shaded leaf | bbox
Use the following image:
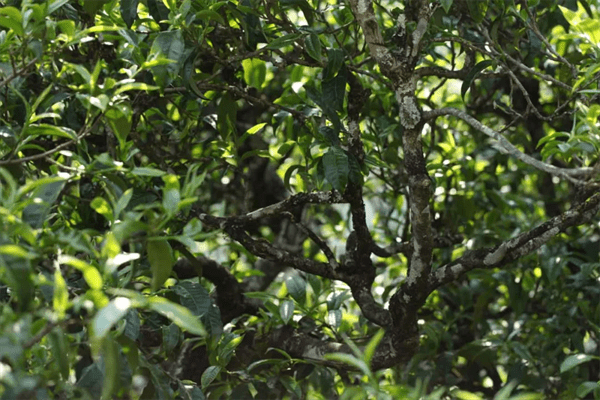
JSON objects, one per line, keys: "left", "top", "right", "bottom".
{"left": 266, "top": 32, "right": 304, "bottom": 49}
{"left": 201, "top": 366, "right": 221, "bottom": 389}
{"left": 461, "top": 60, "right": 493, "bottom": 100}
{"left": 323, "top": 48, "right": 344, "bottom": 80}
{"left": 174, "top": 281, "right": 211, "bottom": 317}
{"left": 440, "top": 0, "right": 453, "bottom": 13}
{"left": 305, "top": 32, "right": 322, "bottom": 62}
{"left": 322, "top": 147, "right": 349, "bottom": 191}
{"left": 120, "top": 0, "right": 139, "bottom": 28}
{"left": 322, "top": 65, "right": 347, "bottom": 112}
{"left": 285, "top": 273, "right": 306, "bottom": 306}
{"left": 22, "top": 179, "right": 66, "bottom": 229}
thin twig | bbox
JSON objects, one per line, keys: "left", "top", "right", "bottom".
{"left": 0, "top": 57, "right": 39, "bottom": 89}
{"left": 0, "top": 114, "right": 103, "bottom": 166}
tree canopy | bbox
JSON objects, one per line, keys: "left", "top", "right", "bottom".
{"left": 0, "top": 0, "right": 599, "bottom": 399}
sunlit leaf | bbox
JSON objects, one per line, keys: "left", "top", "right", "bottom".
{"left": 147, "top": 297, "right": 206, "bottom": 336}
{"left": 560, "top": 354, "right": 599, "bottom": 373}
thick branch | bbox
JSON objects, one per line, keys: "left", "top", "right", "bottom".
{"left": 173, "top": 255, "right": 256, "bottom": 323}
{"left": 373, "top": 234, "right": 463, "bottom": 257}
{"left": 350, "top": 285, "right": 392, "bottom": 326}
{"left": 429, "top": 190, "right": 600, "bottom": 289}
{"left": 223, "top": 226, "right": 340, "bottom": 279}
{"left": 197, "top": 191, "right": 346, "bottom": 230}
{"left": 347, "top": 0, "right": 399, "bottom": 79}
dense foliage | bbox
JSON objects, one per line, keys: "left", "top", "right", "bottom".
{"left": 0, "top": 0, "right": 599, "bottom": 399}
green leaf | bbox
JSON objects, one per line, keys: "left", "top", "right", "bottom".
{"left": 217, "top": 93, "right": 238, "bottom": 138}
{"left": 494, "top": 380, "right": 518, "bottom": 400}
{"left": 91, "top": 196, "right": 114, "bottom": 222}
{"left": 279, "top": 300, "right": 294, "bottom": 324}
{"left": 76, "top": 362, "right": 104, "bottom": 395}
{"left": 452, "top": 390, "right": 484, "bottom": 400}
{"left": 59, "top": 255, "right": 103, "bottom": 290}
{"left": 0, "top": 244, "right": 35, "bottom": 259}
{"left": 537, "top": 131, "right": 569, "bottom": 148}
{"left": 283, "top": 164, "right": 302, "bottom": 191}
{"left": 123, "top": 310, "right": 140, "bottom": 340}
{"left": 147, "top": 239, "right": 175, "bottom": 291}
{"left": 322, "top": 147, "right": 349, "bottom": 192}
{"left": 285, "top": 273, "right": 307, "bottom": 306}
{"left": 560, "top": 353, "right": 599, "bottom": 373}
{"left": 266, "top": 32, "right": 304, "bottom": 49}
{"left": 201, "top": 365, "right": 221, "bottom": 389}
{"left": 22, "top": 179, "right": 66, "bottom": 229}
{"left": 322, "top": 65, "right": 347, "bottom": 112}
{"left": 93, "top": 297, "right": 132, "bottom": 339}
{"left": 114, "top": 188, "right": 133, "bottom": 218}
{"left": 440, "top": 0, "right": 453, "bottom": 13}
{"left": 246, "top": 122, "right": 267, "bottom": 135}
{"left": 106, "top": 104, "right": 132, "bottom": 148}
{"left": 576, "top": 381, "right": 600, "bottom": 398}
{"left": 0, "top": 7, "right": 23, "bottom": 36}
{"left": 280, "top": 0, "right": 314, "bottom": 25}
{"left": 323, "top": 48, "right": 344, "bottom": 80}
{"left": 1, "top": 257, "right": 34, "bottom": 312}
{"left": 101, "top": 335, "right": 120, "bottom": 400}
{"left": 147, "top": 297, "right": 207, "bottom": 336}
{"left": 324, "top": 353, "right": 370, "bottom": 376}
{"left": 89, "top": 94, "right": 109, "bottom": 111}
{"left": 114, "top": 82, "right": 158, "bottom": 95}
{"left": 348, "top": 153, "right": 363, "bottom": 185}
{"left": 461, "top": 60, "right": 493, "bottom": 101}
{"left": 203, "top": 304, "right": 223, "bottom": 336}
{"left": 466, "top": 1, "right": 488, "bottom": 23}
{"left": 131, "top": 167, "right": 166, "bottom": 177}
{"left": 147, "top": 0, "right": 170, "bottom": 23}
{"left": 120, "top": 0, "right": 139, "bottom": 28}
{"left": 82, "top": 0, "right": 109, "bottom": 16}
{"left": 174, "top": 281, "right": 211, "bottom": 317}
{"left": 363, "top": 329, "right": 385, "bottom": 367}
{"left": 558, "top": 5, "right": 580, "bottom": 27}
{"left": 53, "top": 269, "right": 69, "bottom": 319}
{"left": 196, "top": 9, "right": 225, "bottom": 25}
{"left": 48, "top": 0, "right": 70, "bottom": 15}
{"left": 280, "top": 375, "right": 302, "bottom": 398}
{"left": 242, "top": 58, "right": 267, "bottom": 88}
{"left": 305, "top": 32, "right": 322, "bottom": 62}
{"left": 150, "top": 30, "right": 184, "bottom": 87}
{"left": 327, "top": 309, "right": 341, "bottom": 328}
{"left": 48, "top": 328, "right": 70, "bottom": 380}
{"left": 101, "top": 232, "right": 121, "bottom": 260}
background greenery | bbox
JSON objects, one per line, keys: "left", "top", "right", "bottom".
{"left": 0, "top": 0, "right": 599, "bottom": 399}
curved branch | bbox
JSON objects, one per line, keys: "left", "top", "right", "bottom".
{"left": 351, "top": 285, "right": 392, "bottom": 326}
{"left": 197, "top": 191, "right": 346, "bottom": 230}
{"left": 422, "top": 107, "right": 596, "bottom": 181}
{"left": 429, "top": 190, "right": 600, "bottom": 289}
